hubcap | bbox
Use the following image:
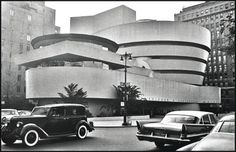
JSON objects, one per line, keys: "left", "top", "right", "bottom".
{"left": 27, "top": 132, "right": 37, "bottom": 144}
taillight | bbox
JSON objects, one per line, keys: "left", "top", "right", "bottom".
{"left": 180, "top": 125, "right": 187, "bottom": 139}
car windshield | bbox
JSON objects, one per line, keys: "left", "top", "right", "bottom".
{"left": 31, "top": 107, "right": 50, "bottom": 116}
{"left": 161, "top": 114, "right": 199, "bottom": 124}
{"left": 1, "top": 110, "right": 18, "bottom": 116}
{"left": 213, "top": 121, "right": 235, "bottom": 133}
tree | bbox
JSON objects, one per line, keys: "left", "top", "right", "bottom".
{"left": 220, "top": 14, "right": 235, "bottom": 86}
{"left": 113, "top": 84, "right": 143, "bottom": 101}
{"left": 58, "top": 83, "right": 87, "bottom": 104}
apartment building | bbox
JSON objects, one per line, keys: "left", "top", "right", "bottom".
{"left": 1, "top": 1, "right": 59, "bottom": 101}
{"left": 174, "top": 1, "right": 235, "bottom": 111}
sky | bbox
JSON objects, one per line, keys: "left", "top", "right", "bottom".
{"left": 45, "top": 1, "right": 204, "bottom": 33}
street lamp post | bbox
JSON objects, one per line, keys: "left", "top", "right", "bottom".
{"left": 120, "top": 52, "right": 132, "bottom": 126}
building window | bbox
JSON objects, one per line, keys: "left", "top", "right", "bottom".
{"left": 210, "top": 7, "right": 213, "bottom": 13}
{"left": 205, "top": 9, "right": 208, "bottom": 14}
{"left": 201, "top": 10, "right": 204, "bottom": 15}
{"left": 209, "top": 67, "right": 212, "bottom": 72}
{"left": 219, "top": 65, "right": 222, "bottom": 72}
{"left": 213, "top": 57, "right": 216, "bottom": 64}
{"left": 18, "top": 66, "right": 21, "bottom": 71}
{"left": 230, "top": 2, "right": 234, "bottom": 7}
{"left": 196, "top": 12, "right": 199, "bottom": 17}
{"left": 218, "top": 56, "right": 222, "bottom": 63}
{"left": 27, "top": 15, "right": 31, "bottom": 21}
{"left": 17, "top": 86, "right": 21, "bottom": 93}
{"left": 213, "top": 65, "right": 217, "bottom": 72}
{"left": 215, "top": 14, "right": 219, "bottom": 19}
{"left": 213, "top": 50, "right": 216, "bottom": 55}
{"left": 187, "top": 14, "right": 190, "bottom": 19}
{"left": 17, "top": 75, "right": 21, "bottom": 81}
{"left": 192, "top": 13, "right": 194, "bottom": 17}
{"left": 225, "top": 3, "right": 229, "bottom": 9}
{"left": 201, "top": 18, "right": 204, "bottom": 23}
{"left": 27, "top": 35, "right": 31, "bottom": 41}
{"left": 216, "top": 31, "right": 220, "bottom": 38}
{"left": 215, "top": 6, "right": 218, "bottom": 11}
{"left": 220, "top": 13, "right": 223, "bottom": 18}
{"left": 223, "top": 55, "right": 226, "bottom": 63}
{"left": 182, "top": 15, "right": 185, "bottom": 20}
{"left": 10, "top": 9, "right": 14, "bottom": 16}
{"left": 220, "top": 5, "right": 224, "bottom": 10}
{"left": 178, "top": 16, "right": 181, "bottom": 21}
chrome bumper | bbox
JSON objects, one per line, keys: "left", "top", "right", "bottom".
{"left": 136, "top": 133, "right": 190, "bottom": 144}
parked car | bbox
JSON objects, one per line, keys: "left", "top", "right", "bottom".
{"left": 18, "top": 110, "right": 31, "bottom": 116}
{"left": 177, "top": 112, "right": 235, "bottom": 151}
{"left": 1, "top": 103, "right": 94, "bottom": 147}
{"left": 1, "top": 109, "right": 19, "bottom": 126}
{"left": 136, "top": 110, "right": 218, "bottom": 149}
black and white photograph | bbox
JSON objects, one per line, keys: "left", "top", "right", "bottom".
{"left": 1, "top": 1, "right": 235, "bottom": 151}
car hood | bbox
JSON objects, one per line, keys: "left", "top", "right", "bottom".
{"left": 143, "top": 122, "right": 183, "bottom": 132}
{"left": 192, "top": 132, "right": 235, "bottom": 151}
{"left": 9, "top": 115, "right": 47, "bottom": 125}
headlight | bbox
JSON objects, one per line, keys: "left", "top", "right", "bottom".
{"left": 16, "top": 121, "right": 23, "bottom": 127}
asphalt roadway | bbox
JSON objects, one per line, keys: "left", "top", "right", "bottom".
{"left": 1, "top": 127, "right": 180, "bottom": 151}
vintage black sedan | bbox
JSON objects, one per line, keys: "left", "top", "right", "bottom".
{"left": 1, "top": 103, "right": 94, "bottom": 147}
{"left": 177, "top": 112, "right": 235, "bottom": 151}
{"left": 136, "top": 110, "right": 217, "bottom": 149}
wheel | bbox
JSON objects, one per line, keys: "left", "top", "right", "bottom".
{"left": 1, "top": 136, "right": 16, "bottom": 145}
{"left": 23, "top": 130, "right": 39, "bottom": 147}
{"left": 154, "top": 142, "right": 164, "bottom": 149}
{"left": 76, "top": 125, "right": 88, "bottom": 139}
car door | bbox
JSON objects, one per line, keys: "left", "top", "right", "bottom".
{"left": 44, "top": 107, "right": 69, "bottom": 135}
{"left": 65, "top": 106, "right": 85, "bottom": 133}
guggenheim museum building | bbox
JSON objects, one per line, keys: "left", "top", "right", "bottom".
{"left": 15, "top": 5, "right": 220, "bottom": 117}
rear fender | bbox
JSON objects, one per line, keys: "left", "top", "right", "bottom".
{"left": 20, "top": 123, "right": 48, "bottom": 138}
{"left": 75, "top": 120, "right": 94, "bottom": 132}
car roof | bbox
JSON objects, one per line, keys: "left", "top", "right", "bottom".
{"left": 35, "top": 103, "right": 85, "bottom": 108}
{"left": 1, "top": 109, "right": 17, "bottom": 111}
{"left": 166, "top": 110, "right": 214, "bottom": 118}
{"left": 219, "top": 112, "right": 235, "bottom": 122}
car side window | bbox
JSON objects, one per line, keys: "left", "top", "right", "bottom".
{"left": 76, "top": 106, "right": 85, "bottom": 115}
{"left": 209, "top": 114, "right": 217, "bottom": 124}
{"left": 66, "top": 107, "right": 78, "bottom": 116}
{"left": 50, "top": 107, "right": 64, "bottom": 117}
{"left": 202, "top": 115, "right": 211, "bottom": 124}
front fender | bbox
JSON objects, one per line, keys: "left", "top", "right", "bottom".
{"left": 76, "top": 120, "right": 94, "bottom": 132}
{"left": 20, "top": 123, "right": 48, "bottom": 138}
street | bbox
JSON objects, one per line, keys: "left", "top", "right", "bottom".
{"left": 1, "top": 127, "right": 179, "bottom": 151}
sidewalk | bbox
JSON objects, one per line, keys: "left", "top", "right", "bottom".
{"left": 88, "top": 115, "right": 164, "bottom": 128}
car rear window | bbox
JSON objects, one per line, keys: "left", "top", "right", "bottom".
{"left": 161, "top": 114, "right": 199, "bottom": 124}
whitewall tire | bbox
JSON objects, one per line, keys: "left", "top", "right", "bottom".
{"left": 76, "top": 125, "right": 88, "bottom": 139}
{"left": 23, "top": 130, "right": 39, "bottom": 147}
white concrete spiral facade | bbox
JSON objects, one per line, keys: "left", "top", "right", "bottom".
{"left": 94, "top": 20, "right": 211, "bottom": 85}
